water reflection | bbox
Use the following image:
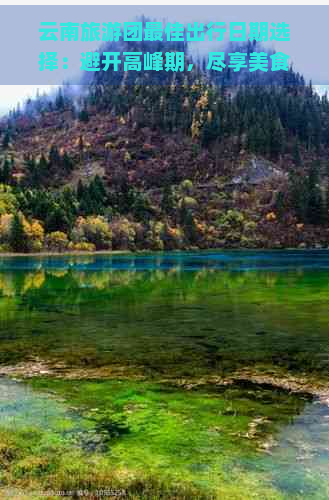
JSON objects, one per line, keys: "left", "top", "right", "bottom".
{"left": 2, "top": 249, "right": 329, "bottom": 272}
{"left": 0, "top": 260, "right": 329, "bottom": 378}
{"left": 1, "top": 252, "right": 329, "bottom": 497}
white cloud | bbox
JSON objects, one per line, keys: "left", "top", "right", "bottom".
{"left": 0, "top": 85, "right": 58, "bottom": 116}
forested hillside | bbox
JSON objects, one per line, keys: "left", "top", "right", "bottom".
{"left": 1, "top": 39, "right": 329, "bottom": 252}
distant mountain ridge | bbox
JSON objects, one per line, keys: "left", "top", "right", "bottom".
{"left": 0, "top": 40, "right": 329, "bottom": 252}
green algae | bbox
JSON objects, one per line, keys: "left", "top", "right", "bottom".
{"left": 1, "top": 267, "right": 329, "bottom": 380}
{"left": 0, "top": 377, "right": 321, "bottom": 499}
{"left": 1, "top": 252, "right": 329, "bottom": 498}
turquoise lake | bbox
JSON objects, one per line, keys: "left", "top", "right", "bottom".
{"left": 1, "top": 250, "right": 329, "bottom": 499}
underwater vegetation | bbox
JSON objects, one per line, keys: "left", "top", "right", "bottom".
{"left": 1, "top": 251, "right": 329, "bottom": 499}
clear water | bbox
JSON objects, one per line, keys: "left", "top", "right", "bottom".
{"left": 1, "top": 250, "right": 329, "bottom": 498}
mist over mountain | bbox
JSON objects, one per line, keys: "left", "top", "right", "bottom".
{"left": 0, "top": 38, "right": 329, "bottom": 253}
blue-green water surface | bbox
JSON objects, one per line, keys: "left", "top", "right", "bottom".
{"left": 1, "top": 250, "right": 329, "bottom": 499}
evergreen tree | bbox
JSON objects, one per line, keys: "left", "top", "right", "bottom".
{"left": 79, "top": 189, "right": 95, "bottom": 215}
{"left": 288, "top": 170, "right": 308, "bottom": 222}
{"left": 270, "top": 118, "right": 285, "bottom": 159}
{"left": 79, "top": 108, "right": 89, "bottom": 123}
{"left": 293, "top": 139, "right": 301, "bottom": 167}
{"left": 161, "top": 185, "right": 175, "bottom": 215}
{"left": 38, "top": 155, "right": 49, "bottom": 185}
{"left": 55, "top": 88, "right": 65, "bottom": 110}
{"left": 326, "top": 181, "right": 329, "bottom": 218}
{"left": 180, "top": 201, "right": 198, "bottom": 244}
{"left": 325, "top": 161, "right": 329, "bottom": 178}
{"left": 0, "top": 158, "right": 11, "bottom": 184}
{"left": 45, "top": 206, "right": 71, "bottom": 232}
{"left": 62, "top": 152, "right": 74, "bottom": 173}
{"left": 306, "top": 162, "right": 325, "bottom": 225}
{"left": 132, "top": 191, "right": 153, "bottom": 221}
{"left": 2, "top": 130, "right": 10, "bottom": 149}
{"left": 49, "top": 145, "right": 61, "bottom": 167}
{"left": 274, "top": 191, "right": 286, "bottom": 220}
{"left": 9, "top": 214, "right": 27, "bottom": 252}
{"left": 77, "top": 180, "right": 85, "bottom": 200}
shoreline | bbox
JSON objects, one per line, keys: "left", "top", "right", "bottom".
{"left": 1, "top": 360, "right": 329, "bottom": 403}
{"left": 0, "top": 247, "right": 328, "bottom": 258}
{"left": 0, "top": 249, "right": 133, "bottom": 258}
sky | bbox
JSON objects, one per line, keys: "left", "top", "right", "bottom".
{"left": 0, "top": 85, "right": 58, "bottom": 116}
{"left": 0, "top": 5, "right": 328, "bottom": 115}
